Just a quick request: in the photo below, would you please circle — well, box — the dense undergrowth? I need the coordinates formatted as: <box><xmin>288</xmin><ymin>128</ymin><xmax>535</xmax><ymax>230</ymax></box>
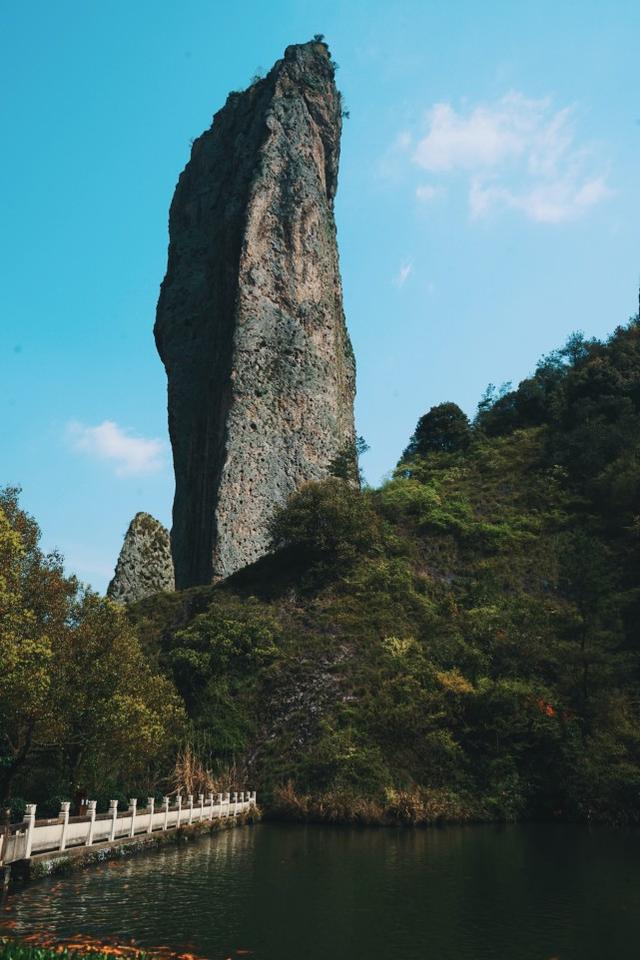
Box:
<box><xmin>3</xmin><ymin>316</ymin><xmax>640</xmax><ymax>825</ymax></box>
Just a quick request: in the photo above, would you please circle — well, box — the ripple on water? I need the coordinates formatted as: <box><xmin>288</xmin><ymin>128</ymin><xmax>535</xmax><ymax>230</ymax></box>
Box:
<box><xmin>3</xmin><ymin>823</ymin><xmax>640</xmax><ymax>960</ymax></box>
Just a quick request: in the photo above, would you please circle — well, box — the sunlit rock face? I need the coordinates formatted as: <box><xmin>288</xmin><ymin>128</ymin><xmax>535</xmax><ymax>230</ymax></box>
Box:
<box><xmin>155</xmin><ymin>40</ymin><xmax>356</xmax><ymax>589</ymax></box>
<box><xmin>107</xmin><ymin>513</ymin><xmax>174</xmax><ymax>603</ymax></box>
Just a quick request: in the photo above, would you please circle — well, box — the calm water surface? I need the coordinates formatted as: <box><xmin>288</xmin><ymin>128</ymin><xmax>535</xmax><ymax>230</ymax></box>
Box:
<box><xmin>2</xmin><ymin>823</ymin><xmax>639</xmax><ymax>960</ymax></box>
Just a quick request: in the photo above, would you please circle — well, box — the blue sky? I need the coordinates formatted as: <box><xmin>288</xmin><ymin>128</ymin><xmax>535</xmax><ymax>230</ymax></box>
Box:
<box><xmin>2</xmin><ymin>0</ymin><xmax>639</xmax><ymax>592</ymax></box>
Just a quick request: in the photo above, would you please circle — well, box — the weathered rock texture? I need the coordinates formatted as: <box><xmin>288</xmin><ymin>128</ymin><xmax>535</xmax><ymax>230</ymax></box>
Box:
<box><xmin>155</xmin><ymin>40</ymin><xmax>356</xmax><ymax>589</ymax></box>
<box><xmin>107</xmin><ymin>513</ymin><xmax>175</xmax><ymax>603</ymax></box>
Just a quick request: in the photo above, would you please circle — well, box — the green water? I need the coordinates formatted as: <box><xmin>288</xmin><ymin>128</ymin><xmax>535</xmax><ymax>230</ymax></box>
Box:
<box><xmin>3</xmin><ymin>823</ymin><xmax>639</xmax><ymax>959</ymax></box>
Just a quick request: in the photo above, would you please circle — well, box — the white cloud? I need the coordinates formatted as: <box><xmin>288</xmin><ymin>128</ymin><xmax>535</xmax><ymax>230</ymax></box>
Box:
<box><xmin>414</xmin><ymin>97</ymin><xmax>530</xmax><ymax>172</ymax></box>
<box><xmin>394</xmin><ymin>261</ymin><xmax>413</xmax><ymax>287</ymax></box>
<box><xmin>415</xmin><ymin>184</ymin><xmax>444</xmax><ymax>203</ymax></box>
<box><xmin>67</xmin><ymin>420</ymin><xmax>166</xmax><ymax>476</ymax></box>
<box><xmin>411</xmin><ymin>93</ymin><xmax>610</xmax><ymax>223</ymax></box>
<box><xmin>469</xmin><ymin>174</ymin><xmax>610</xmax><ymax>224</ymax></box>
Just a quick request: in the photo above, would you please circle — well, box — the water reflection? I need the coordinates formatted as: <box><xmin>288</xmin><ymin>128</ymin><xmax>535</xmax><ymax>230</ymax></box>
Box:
<box><xmin>2</xmin><ymin>823</ymin><xmax>640</xmax><ymax>960</ymax></box>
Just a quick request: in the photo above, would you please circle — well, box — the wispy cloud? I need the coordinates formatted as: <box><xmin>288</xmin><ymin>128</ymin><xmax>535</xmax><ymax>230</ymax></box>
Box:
<box><xmin>67</xmin><ymin>420</ymin><xmax>166</xmax><ymax>476</ymax></box>
<box><xmin>394</xmin><ymin>261</ymin><xmax>414</xmax><ymax>287</ymax></box>
<box><xmin>411</xmin><ymin>93</ymin><xmax>610</xmax><ymax>223</ymax></box>
<box><xmin>415</xmin><ymin>184</ymin><xmax>444</xmax><ymax>203</ymax></box>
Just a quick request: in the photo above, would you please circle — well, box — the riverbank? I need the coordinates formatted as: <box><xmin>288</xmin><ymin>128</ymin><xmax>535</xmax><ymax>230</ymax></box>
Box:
<box><xmin>268</xmin><ymin>783</ymin><xmax>493</xmax><ymax>825</ymax></box>
<box><xmin>1</xmin><ymin>939</ymin><xmax>145</xmax><ymax>960</ymax></box>
<box><xmin>0</xmin><ymin>938</ymin><xmax>198</xmax><ymax>960</ymax></box>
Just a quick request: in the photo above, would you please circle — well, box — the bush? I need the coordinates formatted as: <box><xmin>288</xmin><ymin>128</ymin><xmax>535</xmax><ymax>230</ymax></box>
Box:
<box><xmin>270</xmin><ymin>479</ymin><xmax>383</xmax><ymax>570</ymax></box>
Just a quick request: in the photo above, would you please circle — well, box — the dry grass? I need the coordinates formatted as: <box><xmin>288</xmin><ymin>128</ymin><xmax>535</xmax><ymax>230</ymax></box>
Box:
<box><xmin>270</xmin><ymin>781</ymin><xmax>478</xmax><ymax>825</ymax></box>
<box><xmin>170</xmin><ymin>745</ymin><xmax>247</xmax><ymax>797</ymax></box>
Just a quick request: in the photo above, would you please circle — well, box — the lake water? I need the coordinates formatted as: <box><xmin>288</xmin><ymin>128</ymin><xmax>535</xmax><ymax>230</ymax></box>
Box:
<box><xmin>2</xmin><ymin>822</ymin><xmax>639</xmax><ymax>960</ymax></box>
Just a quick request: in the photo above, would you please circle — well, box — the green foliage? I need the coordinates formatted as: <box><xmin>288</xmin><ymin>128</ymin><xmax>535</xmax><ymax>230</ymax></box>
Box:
<box><xmin>7</xmin><ymin>314</ymin><xmax>640</xmax><ymax>826</ymax></box>
<box><xmin>328</xmin><ymin>434</ymin><xmax>369</xmax><ymax>483</ymax></box>
<box><xmin>269</xmin><ymin>477</ymin><xmax>383</xmax><ymax>573</ymax></box>
<box><xmin>165</xmin><ymin>600</ymin><xmax>278</xmax><ymax>755</ymax></box>
<box><xmin>402</xmin><ymin>402</ymin><xmax>471</xmax><ymax>459</ymax></box>
<box><xmin>0</xmin><ymin>488</ymin><xmax>185</xmax><ymax>805</ymax></box>
<box><xmin>0</xmin><ymin>941</ymin><xmax>152</xmax><ymax>960</ymax></box>
<box><xmin>218</xmin><ymin>315</ymin><xmax>640</xmax><ymax>822</ymax></box>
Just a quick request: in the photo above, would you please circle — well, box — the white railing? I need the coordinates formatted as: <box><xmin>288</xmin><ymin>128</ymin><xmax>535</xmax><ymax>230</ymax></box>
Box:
<box><xmin>0</xmin><ymin>791</ymin><xmax>257</xmax><ymax>865</ymax></box>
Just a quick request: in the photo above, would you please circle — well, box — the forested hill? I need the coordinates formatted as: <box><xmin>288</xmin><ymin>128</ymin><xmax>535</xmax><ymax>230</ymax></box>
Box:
<box><xmin>129</xmin><ymin>314</ymin><xmax>640</xmax><ymax>824</ymax></box>
<box><xmin>3</xmin><ymin>315</ymin><xmax>640</xmax><ymax>824</ymax></box>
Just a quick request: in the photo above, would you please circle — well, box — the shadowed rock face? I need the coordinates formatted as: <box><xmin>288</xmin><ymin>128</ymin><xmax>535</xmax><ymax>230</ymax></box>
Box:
<box><xmin>155</xmin><ymin>40</ymin><xmax>356</xmax><ymax>589</ymax></box>
<box><xmin>107</xmin><ymin>513</ymin><xmax>174</xmax><ymax>603</ymax></box>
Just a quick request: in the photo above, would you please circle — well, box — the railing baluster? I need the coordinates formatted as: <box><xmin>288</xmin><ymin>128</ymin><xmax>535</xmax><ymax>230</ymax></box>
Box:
<box><xmin>23</xmin><ymin>805</ymin><xmax>36</xmax><ymax>858</ymax></box>
<box><xmin>86</xmin><ymin>801</ymin><xmax>97</xmax><ymax>846</ymax></box>
<box><xmin>59</xmin><ymin>801</ymin><xmax>70</xmax><ymax>851</ymax></box>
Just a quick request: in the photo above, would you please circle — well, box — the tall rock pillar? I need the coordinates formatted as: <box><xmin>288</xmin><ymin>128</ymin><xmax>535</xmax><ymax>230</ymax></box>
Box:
<box><xmin>154</xmin><ymin>40</ymin><xmax>356</xmax><ymax>588</ymax></box>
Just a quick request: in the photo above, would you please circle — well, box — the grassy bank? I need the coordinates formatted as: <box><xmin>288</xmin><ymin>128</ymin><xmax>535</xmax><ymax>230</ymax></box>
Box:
<box><xmin>1</xmin><ymin>939</ymin><xmax>146</xmax><ymax>960</ymax></box>
<box><xmin>268</xmin><ymin>782</ymin><xmax>483</xmax><ymax>825</ymax></box>
<box><xmin>0</xmin><ymin>937</ymin><xmax>202</xmax><ymax>960</ymax></box>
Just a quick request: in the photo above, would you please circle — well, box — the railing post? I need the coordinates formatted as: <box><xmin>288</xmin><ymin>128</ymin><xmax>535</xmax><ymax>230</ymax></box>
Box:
<box><xmin>59</xmin><ymin>801</ymin><xmax>70</xmax><ymax>851</ymax></box>
<box><xmin>176</xmin><ymin>795</ymin><xmax>182</xmax><ymax>829</ymax></box>
<box><xmin>109</xmin><ymin>800</ymin><xmax>118</xmax><ymax>841</ymax></box>
<box><xmin>0</xmin><ymin>808</ymin><xmax>10</xmax><ymax>864</ymax></box>
<box><xmin>207</xmin><ymin>793</ymin><xmax>214</xmax><ymax>820</ymax></box>
<box><xmin>198</xmin><ymin>793</ymin><xmax>204</xmax><ymax>822</ymax></box>
<box><xmin>231</xmin><ymin>792</ymin><xmax>238</xmax><ymax>817</ymax></box>
<box><xmin>86</xmin><ymin>800</ymin><xmax>97</xmax><ymax>846</ymax></box>
<box><xmin>252</xmin><ymin>790</ymin><xmax>257</xmax><ymax>806</ymax></box>
<box><xmin>187</xmin><ymin>795</ymin><xmax>194</xmax><ymax>825</ymax></box>
<box><xmin>129</xmin><ymin>799</ymin><xmax>137</xmax><ymax>838</ymax></box>
<box><xmin>163</xmin><ymin>797</ymin><xmax>170</xmax><ymax>831</ymax></box>
<box><xmin>147</xmin><ymin>797</ymin><xmax>155</xmax><ymax>834</ymax></box>
<box><xmin>23</xmin><ymin>804</ymin><xmax>36</xmax><ymax>859</ymax></box>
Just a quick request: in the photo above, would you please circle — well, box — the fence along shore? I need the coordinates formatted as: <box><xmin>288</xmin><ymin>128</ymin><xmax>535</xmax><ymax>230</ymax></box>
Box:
<box><xmin>0</xmin><ymin>791</ymin><xmax>257</xmax><ymax>866</ymax></box>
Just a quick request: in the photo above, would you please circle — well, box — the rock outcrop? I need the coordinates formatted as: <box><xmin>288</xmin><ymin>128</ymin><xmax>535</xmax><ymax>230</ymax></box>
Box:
<box><xmin>107</xmin><ymin>513</ymin><xmax>174</xmax><ymax>603</ymax></box>
<box><xmin>154</xmin><ymin>39</ymin><xmax>356</xmax><ymax>589</ymax></box>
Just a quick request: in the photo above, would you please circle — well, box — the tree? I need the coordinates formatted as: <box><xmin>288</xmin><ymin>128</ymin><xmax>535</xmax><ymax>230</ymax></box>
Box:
<box><xmin>0</xmin><ymin>488</ymin><xmax>74</xmax><ymax>802</ymax></box>
<box><xmin>270</xmin><ymin>478</ymin><xmax>382</xmax><ymax>570</ymax></box>
<box><xmin>402</xmin><ymin>403</ymin><xmax>471</xmax><ymax>460</ymax></box>
<box><xmin>0</xmin><ymin>488</ymin><xmax>185</xmax><ymax>803</ymax></box>
<box><xmin>329</xmin><ymin>435</ymin><xmax>369</xmax><ymax>484</ymax></box>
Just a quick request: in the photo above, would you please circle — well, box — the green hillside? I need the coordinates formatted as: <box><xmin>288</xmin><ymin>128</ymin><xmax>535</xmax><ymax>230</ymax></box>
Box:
<box><xmin>3</xmin><ymin>315</ymin><xmax>639</xmax><ymax>824</ymax></box>
<box><xmin>129</xmin><ymin>315</ymin><xmax>640</xmax><ymax>824</ymax></box>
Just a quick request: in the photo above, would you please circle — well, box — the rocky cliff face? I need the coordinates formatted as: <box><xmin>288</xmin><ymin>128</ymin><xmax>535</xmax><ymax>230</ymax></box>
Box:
<box><xmin>107</xmin><ymin>513</ymin><xmax>175</xmax><ymax>603</ymax></box>
<box><xmin>154</xmin><ymin>40</ymin><xmax>356</xmax><ymax>589</ymax></box>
